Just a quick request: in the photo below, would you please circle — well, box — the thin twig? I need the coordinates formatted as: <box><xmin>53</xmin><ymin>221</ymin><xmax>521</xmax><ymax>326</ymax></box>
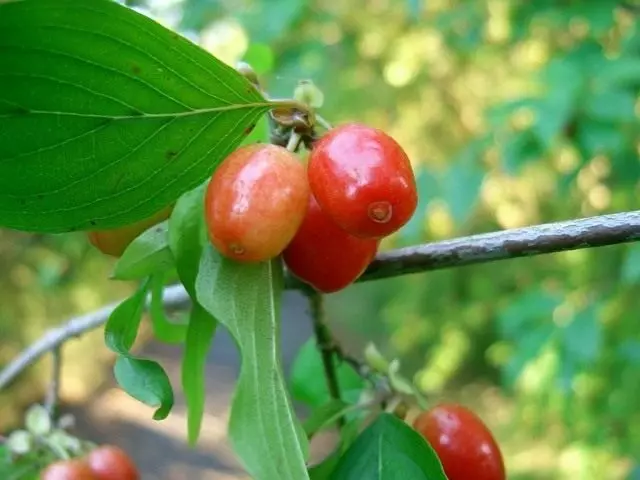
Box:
<box><xmin>1</xmin><ymin>210</ymin><xmax>639</xmax><ymax>391</ymax></box>
<box><xmin>0</xmin><ymin>284</ymin><xmax>191</xmax><ymax>389</ymax></box>
<box><xmin>44</xmin><ymin>347</ymin><xmax>62</xmax><ymax>416</ymax></box>
<box><xmin>306</xmin><ymin>290</ymin><xmax>344</xmax><ymax>427</ymax></box>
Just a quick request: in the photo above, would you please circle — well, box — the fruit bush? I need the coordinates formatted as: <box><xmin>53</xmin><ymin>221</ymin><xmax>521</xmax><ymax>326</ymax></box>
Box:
<box><xmin>0</xmin><ymin>0</ymin><xmax>639</xmax><ymax>479</ymax></box>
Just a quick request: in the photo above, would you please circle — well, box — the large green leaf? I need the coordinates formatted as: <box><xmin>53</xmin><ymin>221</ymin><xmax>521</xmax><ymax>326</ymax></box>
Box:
<box><xmin>0</xmin><ymin>0</ymin><xmax>270</xmax><ymax>233</ymax></box>
<box><xmin>104</xmin><ymin>279</ymin><xmax>174</xmax><ymax>420</ymax></box>
<box><xmin>195</xmin><ymin>245</ymin><xmax>309</xmax><ymax>480</ymax></box>
<box><xmin>331</xmin><ymin>413</ymin><xmax>448</xmax><ymax>480</ymax></box>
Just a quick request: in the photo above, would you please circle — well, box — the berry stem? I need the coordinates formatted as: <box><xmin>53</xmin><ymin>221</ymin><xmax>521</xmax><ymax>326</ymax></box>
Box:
<box><xmin>315</xmin><ymin>114</ymin><xmax>333</xmax><ymax>131</ymax></box>
<box><xmin>286</xmin><ymin>131</ymin><xmax>302</xmax><ymax>152</ymax></box>
<box><xmin>306</xmin><ymin>289</ymin><xmax>345</xmax><ymax>428</ymax></box>
<box><xmin>44</xmin><ymin>347</ymin><xmax>62</xmax><ymax>417</ymax></box>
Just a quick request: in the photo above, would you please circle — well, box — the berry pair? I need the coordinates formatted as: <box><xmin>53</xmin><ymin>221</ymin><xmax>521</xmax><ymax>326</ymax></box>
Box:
<box><xmin>41</xmin><ymin>445</ymin><xmax>139</xmax><ymax>480</ymax></box>
<box><xmin>204</xmin><ymin>122</ymin><xmax>418</xmax><ymax>292</ymax></box>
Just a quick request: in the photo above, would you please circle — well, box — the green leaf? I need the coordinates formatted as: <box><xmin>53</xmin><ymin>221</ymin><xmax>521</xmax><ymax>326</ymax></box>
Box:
<box><xmin>621</xmin><ymin>244</ymin><xmax>640</xmax><ymax>284</ymax></box>
<box><xmin>440</xmin><ymin>141</ymin><xmax>486</xmax><ymax>227</ymax></box>
<box><xmin>149</xmin><ymin>274</ymin><xmax>188</xmax><ymax>344</ymax></box>
<box><xmin>290</xmin><ymin>338</ymin><xmax>365</xmax><ymax>408</ymax></box>
<box><xmin>0</xmin><ymin>0</ymin><xmax>270</xmax><ymax>233</ymax></box>
<box><xmin>104</xmin><ymin>279</ymin><xmax>174</xmax><ymax>419</ymax></box>
<box><xmin>309</xmin><ymin>417</ymin><xmax>365</xmax><ymax>480</ymax></box>
<box><xmin>182</xmin><ymin>303</ymin><xmax>216</xmax><ymax>445</ymax></box>
<box><xmin>500</xmin><ymin>130</ymin><xmax>541</xmax><ymax>175</ymax></box>
<box><xmin>303</xmin><ymin>399</ymin><xmax>352</xmax><ymax>439</ymax></box>
<box><xmin>239</xmin><ymin>0</ymin><xmax>306</xmax><ymax>44</ymax></box>
<box><xmin>561</xmin><ymin>303</ymin><xmax>601</xmax><ymax>364</ymax></box>
<box><xmin>113</xmin><ymin>356</ymin><xmax>174</xmax><ymax>420</ymax></box>
<box><xmin>242</xmin><ymin>43</ymin><xmax>275</xmax><ymax>76</ymax></box>
<box><xmin>593</xmin><ymin>58</ymin><xmax>640</xmax><ymax>89</ymax></box>
<box><xmin>584</xmin><ymin>90</ymin><xmax>637</xmax><ymax>122</ymax></box>
<box><xmin>332</xmin><ymin>413</ymin><xmax>448</xmax><ymax>480</ymax></box>
<box><xmin>195</xmin><ymin>245</ymin><xmax>309</xmax><ymax>480</ymax></box>
<box><xmin>168</xmin><ymin>183</ymin><xmax>207</xmax><ymax>296</ymax></box>
<box><xmin>575</xmin><ymin>119</ymin><xmax>625</xmax><ymax>157</ymax></box>
<box><xmin>112</xmin><ymin>220</ymin><xmax>173</xmax><ymax>280</ymax></box>
<box><xmin>168</xmin><ymin>183</ymin><xmax>219</xmax><ymax>444</ymax></box>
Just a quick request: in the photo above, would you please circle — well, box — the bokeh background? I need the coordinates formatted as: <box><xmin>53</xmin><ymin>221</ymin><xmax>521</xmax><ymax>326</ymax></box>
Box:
<box><xmin>1</xmin><ymin>0</ymin><xmax>639</xmax><ymax>478</ymax></box>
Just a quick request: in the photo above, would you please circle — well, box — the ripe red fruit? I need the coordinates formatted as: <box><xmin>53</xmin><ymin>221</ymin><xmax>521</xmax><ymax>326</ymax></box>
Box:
<box><xmin>204</xmin><ymin>143</ymin><xmax>309</xmax><ymax>263</ymax></box>
<box><xmin>283</xmin><ymin>194</ymin><xmax>379</xmax><ymax>293</ymax></box>
<box><xmin>86</xmin><ymin>445</ymin><xmax>139</xmax><ymax>480</ymax></box>
<box><xmin>88</xmin><ymin>205</ymin><xmax>173</xmax><ymax>257</ymax></box>
<box><xmin>413</xmin><ymin>404</ymin><xmax>506</xmax><ymax>480</ymax></box>
<box><xmin>41</xmin><ymin>459</ymin><xmax>97</xmax><ymax>480</ymax></box>
<box><xmin>308</xmin><ymin>123</ymin><xmax>417</xmax><ymax>239</ymax></box>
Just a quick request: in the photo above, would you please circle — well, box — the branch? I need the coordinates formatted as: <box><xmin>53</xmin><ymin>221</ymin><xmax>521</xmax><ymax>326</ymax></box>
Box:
<box><xmin>44</xmin><ymin>347</ymin><xmax>62</xmax><ymax>416</ymax></box>
<box><xmin>1</xmin><ymin>210</ymin><xmax>639</xmax><ymax>391</ymax></box>
<box><xmin>358</xmin><ymin>210</ymin><xmax>640</xmax><ymax>282</ymax></box>
<box><xmin>0</xmin><ymin>284</ymin><xmax>191</xmax><ymax>389</ymax></box>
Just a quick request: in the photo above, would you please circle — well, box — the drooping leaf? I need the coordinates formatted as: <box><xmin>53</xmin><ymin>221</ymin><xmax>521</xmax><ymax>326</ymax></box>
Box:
<box><xmin>182</xmin><ymin>303</ymin><xmax>216</xmax><ymax>445</ymax></box>
<box><xmin>113</xmin><ymin>356</ymin><xmax>174</xmax><ymax>421</ymax></box>
<box><xmin>112</xmin><ymin>221</ymin><xmax>174</xmax><ymax>280</ymax></box>
<box><xmin>290</xmin><ymin>337</ymin><xmax>365</xmax><ymax>408</ymax></box>
<box><xmin>149</xmin><ymin>274</ymin><xmax>188</xmax><ymax>344</ymax></box>
<box><xmin>168</xmin><ymin>183</ymin><xmax>218</xmax><ymax>444</ymax></box>
<box><xmin>0</xmin><ymin>0</ymin><xmax>270</xmax><ymax>233</ymax></box>
<box><xmin>331</xmin><ymin>413</ymin><xmax>448</xmax><ymax>480</ymax></box>
<box><xmin>303</xmin><ymin>399</ymin><xmax>352</xmax><ymax>439</ymax></box>
<box><xmin>195</xmin><ymin>245</ymin><xmax>309</xmax><ymax>480</ymax></box>
<box><xmin>104</xmin><ymin>279</ymin><xmax>174</xmax><ymax>419</ymax></box>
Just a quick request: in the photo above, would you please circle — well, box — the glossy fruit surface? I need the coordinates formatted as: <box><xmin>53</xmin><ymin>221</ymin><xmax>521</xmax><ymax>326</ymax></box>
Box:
<box><xmin>413</xmin><ymin>404</ymin><xmax>506</xmax><ymax>480</ymax></box>
<box><xmin>88</xmin><ymin>205</ymin><xmax>172</xmax><ymax>257</ymax></box>
<box><xmin>308</xmin><ymin>123</ymin><xmax>417</xmax><ymax>239</ymax></box>
<box><xmin>41</xmin><ymin>459</ymin><xmax>97</xmax><ymax>480</ymax></box>
<box><xmin>283</xmin><ymin>194</ymin><xmax>379</xmax><ymax>293</ymax></box>
<box><xmin>204</xmin><ymin>143</ymin><xmax>309</xmax><ymax>263</ymax></box>
<box><xmin>86</xmin><ymin>445</ymin><xmax>139</xmax><ymax>480</ymax></box>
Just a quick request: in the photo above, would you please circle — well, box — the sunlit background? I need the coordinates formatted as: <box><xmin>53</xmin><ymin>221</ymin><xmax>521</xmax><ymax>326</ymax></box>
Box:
<box><xmin>1</xmin><ymin>0</ymin><xmax>639</xmax><ymax>478</ymax></box>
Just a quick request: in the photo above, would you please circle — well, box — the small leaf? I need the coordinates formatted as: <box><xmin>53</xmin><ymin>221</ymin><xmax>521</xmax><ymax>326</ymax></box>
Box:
<box><xmin>105</xmin><ymin>279</ymin><xmax>174</xmax><ymax>419</ymax></box>
<box><xmin>114</xmin><ymin>356</ymin><xmax>174</xmax><ymax>420</ymax></box>
<box><xmin>112</xmin><ymin>221</ymin><xmax>174</xmax><ymax>280</ymax></box>
<box><xmin>332</xmin><ymin>413</ymin><xmax>448</xmax><ymax>480</ymax></box>
<box><xmin>290</xmin><ymin>338</ymin><xmax>365</xmax><ymax>408</ymax></box>
<box><xmin>182</xmin><ymin>304</ymin><xmax>216</xmax><ymax>445</ymax></box>
<box><xmin>0</xmin><ymin>0</ymin><xmax>270</xmax><ymax>233</ymax></box>
<box><xmin>24</xmin><ymin>404</ymin><xmax>51</xmax><ymax>437</ymax></box>
<box><xmin>303</xmin><ymin>399</ymin><xmax>352</xmax><ymax>439</ymax></box>
<box><xmin>104</xmin><ymin>280</ymin><xmax>149</xmax><ymax>354</ymax></box>
<box><xmin>6</xmin><ymin>430</ymin><xmax>32</xmax><ymax>455</ymax></box>
<box><xmin>168</xmin><ymin>183</ymin><xmax>207</xmax><ymax>297</ymax></box>
<box><xmin>196</xmin><ymin>245</ymin><xmax>309</xmax><ymax>480</ymax></box>
<box><xmin>149</xmin><ymin>275</ymin><xmax>188</xmax><ymax>344</ymax></box>
<box><xmin>575</xmin><ymin>119</ymin><xmax>624</xmax><ymax>157</ymax></box>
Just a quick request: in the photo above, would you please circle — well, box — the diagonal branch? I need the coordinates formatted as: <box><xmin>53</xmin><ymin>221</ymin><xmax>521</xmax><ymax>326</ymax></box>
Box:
<box><xmin>359</xmin><ymin>210</ymin><xmax>640</xmax><ymax>282</ymax></box>
<box><xmin>1</xmin><ymin>210</ymin><xmax>639</xmax><ymax>390</ymax></box>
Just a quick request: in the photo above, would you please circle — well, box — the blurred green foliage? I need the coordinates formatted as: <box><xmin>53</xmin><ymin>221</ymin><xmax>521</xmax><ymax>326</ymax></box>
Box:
<box><xmin>2</xmin><ymin>0</ymin><xmax>639</xmax><ymax>478</ymax></box>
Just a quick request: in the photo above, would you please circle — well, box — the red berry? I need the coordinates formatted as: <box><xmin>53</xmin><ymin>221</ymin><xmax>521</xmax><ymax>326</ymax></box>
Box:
<box><xmin>413</xmin><ymin>404</ymin><xmax>506</xmax><ymax>480</ymax></box>
<box><xmin>86</xmin><ymin>445</ymin><xmax>139</xmax><ymax>480</ymax></box>
<box><xmin>41</xmin><ymin>459</ymin><xmax>97</xmax><ymax>480</ymax></box>
<box><xmin>204</xmin><ymin>144</ymin><xmax>310</xmax><ymax>263</ymax></box>
<box><xmin>283</xmin><ymin>194</ymin><xmax>379</xmax><ymax>293</ymax></box>
<box><xmin>308</xmin><ymin>123</ymin><xmax>417</xmax><ymax>239</ymax></box>
<box><xmin>88</xmin><ymin>205</ymin><xmax>173</xmax><ymax>257</ymax></box>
